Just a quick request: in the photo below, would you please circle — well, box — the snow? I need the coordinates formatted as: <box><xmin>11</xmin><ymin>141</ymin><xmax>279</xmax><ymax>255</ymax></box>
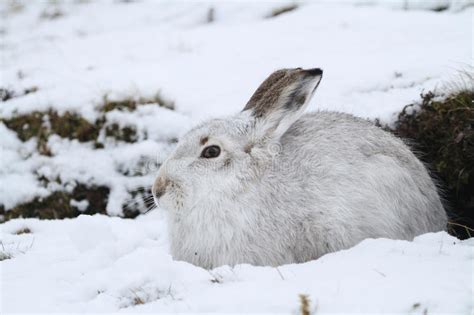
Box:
<box><xmin>0</xmin><ymin>214</ymin><xmax>473</xmax><ymax>313</ymax></box>
<box><xmin>70</xmin><ymin>198</ymin><xmax>89</xmax><ymax>212</ymax></box>
<box><xmin>1</xmin><ymin>1</ymin><xmax>473</xmax><ymax>313</ymax></box>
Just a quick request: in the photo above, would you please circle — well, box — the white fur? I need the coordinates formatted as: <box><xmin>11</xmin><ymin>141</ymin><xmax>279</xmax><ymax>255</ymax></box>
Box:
<box><xmin>152</xmin><ymin>69</ymin><xmax>447</xmax><ymax>269</ymax></box>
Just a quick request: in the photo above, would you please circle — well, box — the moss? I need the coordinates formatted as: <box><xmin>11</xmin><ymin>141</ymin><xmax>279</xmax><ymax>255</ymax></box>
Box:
<box><xmin>1</xmin><ymin>110</ymin><xmax>102</xmax><ymax>154</ymax></box>
<box><xmin>48</xmin><ymin>111</ymin><xmax>101</xmax><ymax>142</ymax></box>
<box><xmin>1</xmin><ymin>108</ymin><xmax>148</xmax><ymax>151</ymax></box>
<box><xmin>388</xmin><ymin>89</ymin><xmax>474</xmax><ymax>239</ymax></box>
<box><xmin>104</xmin><ymin>123</ymin><xmax>138</xmax><ymax>143</ymax></box>
<box><xmin>94</xmin><ymin>141</ymin><xmax>105</xmax><ymax>149</ymax></box>
<box><xmin>5</xmin><ymin>184</ymin><xmax>110</xmax><ymax>221</ymax></box>
<box><xmin>100</xmin><ymin>92</ymin><xmax>174</xmax><ymax>112</ymax></box>
<box><xmin>2</xmin><ymin>111</ymin><xmax>44</xmax><ymax>141</ymax></box>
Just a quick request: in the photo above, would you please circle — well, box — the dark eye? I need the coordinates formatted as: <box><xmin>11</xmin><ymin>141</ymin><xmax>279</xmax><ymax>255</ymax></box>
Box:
<box><xmin>201</xmin><ymin>145</ymin><xmax>221</xmax><ymax>158</ymax></box>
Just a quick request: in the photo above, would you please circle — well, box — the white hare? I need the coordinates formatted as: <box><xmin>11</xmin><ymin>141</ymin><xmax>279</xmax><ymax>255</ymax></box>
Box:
<box><xmin>152</xmin><ymin>68</ymin><xmax>447</xmax><ymax>269</ymax></box>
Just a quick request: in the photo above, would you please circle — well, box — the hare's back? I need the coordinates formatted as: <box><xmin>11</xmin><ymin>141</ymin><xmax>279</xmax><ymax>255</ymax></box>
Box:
<box><xmin>283</xmin><ymin>111</ymin><xmax>420</xmax><ymax>171</ymax></box>
<box><xmin>278</xmin><ymin>111</ymin><xmax>446</xmax><ymax>238</ymax></box>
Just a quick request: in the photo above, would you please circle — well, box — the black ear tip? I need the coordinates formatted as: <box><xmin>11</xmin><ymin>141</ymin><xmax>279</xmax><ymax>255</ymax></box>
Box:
<box><xmin>304</xmin><ymin>68</ymin><xmax>323</xmax><ymax>76</ymax></box>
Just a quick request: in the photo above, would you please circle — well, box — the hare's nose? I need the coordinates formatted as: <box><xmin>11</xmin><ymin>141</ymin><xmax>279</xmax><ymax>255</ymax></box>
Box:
<box><xmin>152</xmin><ymin>176</ymin><xmax>169</xmax><ymax>199</ymax></box>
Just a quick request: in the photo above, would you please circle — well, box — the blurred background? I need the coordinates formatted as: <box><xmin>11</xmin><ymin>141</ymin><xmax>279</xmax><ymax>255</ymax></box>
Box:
<box><xmin>0</xmin><ymin>0</ymin><xmax>472</xmax><ymax>237</ymax></box>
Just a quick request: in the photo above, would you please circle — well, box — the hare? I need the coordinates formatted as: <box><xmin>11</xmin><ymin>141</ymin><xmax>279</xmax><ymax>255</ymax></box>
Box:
<box><xmin>152</xmin><ymin>68</ymin><xmax>447</xmax><ymax>269</ymax></box>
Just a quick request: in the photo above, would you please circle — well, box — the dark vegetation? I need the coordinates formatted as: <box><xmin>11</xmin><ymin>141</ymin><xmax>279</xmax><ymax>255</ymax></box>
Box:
<box><xmin>403</xmin><ymin>2</ymin><xmax>474</xmax><ymax>12</ymax></box>
<box><xmin>385</xmin><ymin>88</ymin><xmax>474</xmax><ymax>239</ymax></box>
<box><xmin>0</xmin><ymin>184</ymin><xmax>153</xmax><ymax>222</ymax></box>
<box><xmin>13</xmin><ymin>227</ymin><xmax>31</xmax><ymax>235</ymax></box>
<box><xmin>0</xmin><ymin>86</ymin><xmax>38</xmax><ymax>102</ymax></box>
<box><xmin>0</xmin><ymin>250</ymin><xmax>12</xmax><ymax>261</ymax></box>
<box><xmin>0</xmin><ymin>93</ymin><xmax>170</xmax><ymax>221</ymax></box>
<box><xmin>267</xmin><ymin>4</ymin><xmax>298</xmax><ymax>18</ymax></box>
<box><xmin>100</xmin><ymin>93</ymin><xmax>174</xmax><ymax>112</ymax></box>
<box><xmin>122</xmin><ymin>188</ymin><xmax>155</xmax><ymax>218</ymax></box>
<box><xmin>0</xmin><ymin>92</ymin><xmax>174</xmax><ymax>153</ymax></box>
<box><xmin>2</xmin><ymin>184</ymin><xmax>110</xmax><ymax>221</ymax></box>
<box><xmin>104</xmin><ymin>123</ymin><xmax>138</xmax><ymax>143</ymax></box>
<box><xmin>2</xmin><ymin>110</ymin><xmax>102</xmax><ymax>155</ymax></box>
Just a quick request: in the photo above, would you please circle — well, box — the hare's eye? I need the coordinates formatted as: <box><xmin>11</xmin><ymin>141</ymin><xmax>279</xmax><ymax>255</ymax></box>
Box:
<box><xmin>201</xmin><ymin>145</ymin><xmax>221</xmax><ymax>158</ymax></box>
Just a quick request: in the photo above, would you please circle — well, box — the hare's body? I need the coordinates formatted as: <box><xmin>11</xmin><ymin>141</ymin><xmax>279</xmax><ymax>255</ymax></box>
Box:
<box><xmin>153</xmin><ymin>68</ymin><xmax>447</xmax><ymax>269</ymax></box>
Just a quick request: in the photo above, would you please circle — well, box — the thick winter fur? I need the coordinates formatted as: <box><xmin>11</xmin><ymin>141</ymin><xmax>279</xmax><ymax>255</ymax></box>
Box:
<box><xmin>152</xmin><ymin>68</ymin><xmax>447</xmax><ymax>269</ymax></box>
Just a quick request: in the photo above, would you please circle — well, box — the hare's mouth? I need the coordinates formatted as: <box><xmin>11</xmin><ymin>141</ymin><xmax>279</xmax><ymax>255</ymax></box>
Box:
<box><xmin>154</xmin><ymin>181</ymin><xmax>187</xmax><ymax>211</ymax></box>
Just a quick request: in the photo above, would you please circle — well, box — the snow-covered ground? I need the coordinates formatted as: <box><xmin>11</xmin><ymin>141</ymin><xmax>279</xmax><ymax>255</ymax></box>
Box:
<box><xmin>1</xmin><ymin>1</ymin><xmax>473</xmax><ymax>313</ymax></box>
<box><xmin>1</xmin><ymin>214</ymin><xmax>473</xmax><ymax>313</ymax></box>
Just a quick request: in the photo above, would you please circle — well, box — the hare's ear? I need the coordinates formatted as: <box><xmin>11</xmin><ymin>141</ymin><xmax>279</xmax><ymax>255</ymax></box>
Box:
<box><xmin>242</xmin><ymin>68</ymin><xmax>322</xmax><ymax>141</ymax></box>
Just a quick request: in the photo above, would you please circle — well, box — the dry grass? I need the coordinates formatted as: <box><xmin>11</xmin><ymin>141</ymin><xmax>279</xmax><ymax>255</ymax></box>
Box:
<box><xmin>0</xmin><ymin>248</ymin><xmax>12</xmax><ymax>261</ymax></box>
<box><xmin>0</xmin><ymin>86</ymin><xmax>38</xmax><ymax>101</ymax></box>
<box><xmin>448</xmin><ymin>221</ymin><xmax>473</xmax><ymax>238</ymax></box>
<box><xmin>100</xmin><ymin>92</ymin><xmax>174</xmax><ymax>112</ymax></box>
<box><xmin>299</xmin><ymin>294</ymin><xmax>311</xmax><ymax>315</ymax></box>
<box><xmin>267</xmin><ymin>4</ymin><xmax>298</xmax><ymax>18</ymax></box>
<box><xmin>14</xmin><ymin>227</ymin><xmax>32</xmax><ymax>235</ymax></box>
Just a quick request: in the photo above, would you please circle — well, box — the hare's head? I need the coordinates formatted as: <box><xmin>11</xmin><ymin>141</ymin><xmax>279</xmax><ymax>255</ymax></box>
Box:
<box><xmin>152</xmin><ymin>68</ymin><xmax>323</xmax><ymax>213</ymax></box>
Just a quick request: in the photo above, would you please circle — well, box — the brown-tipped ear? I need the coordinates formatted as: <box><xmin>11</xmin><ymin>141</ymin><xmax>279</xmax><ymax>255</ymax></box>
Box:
<box><xmin>242</xmin><ymin>68</ymin><xmax>323</xmax><ymax>140</ymax></box>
